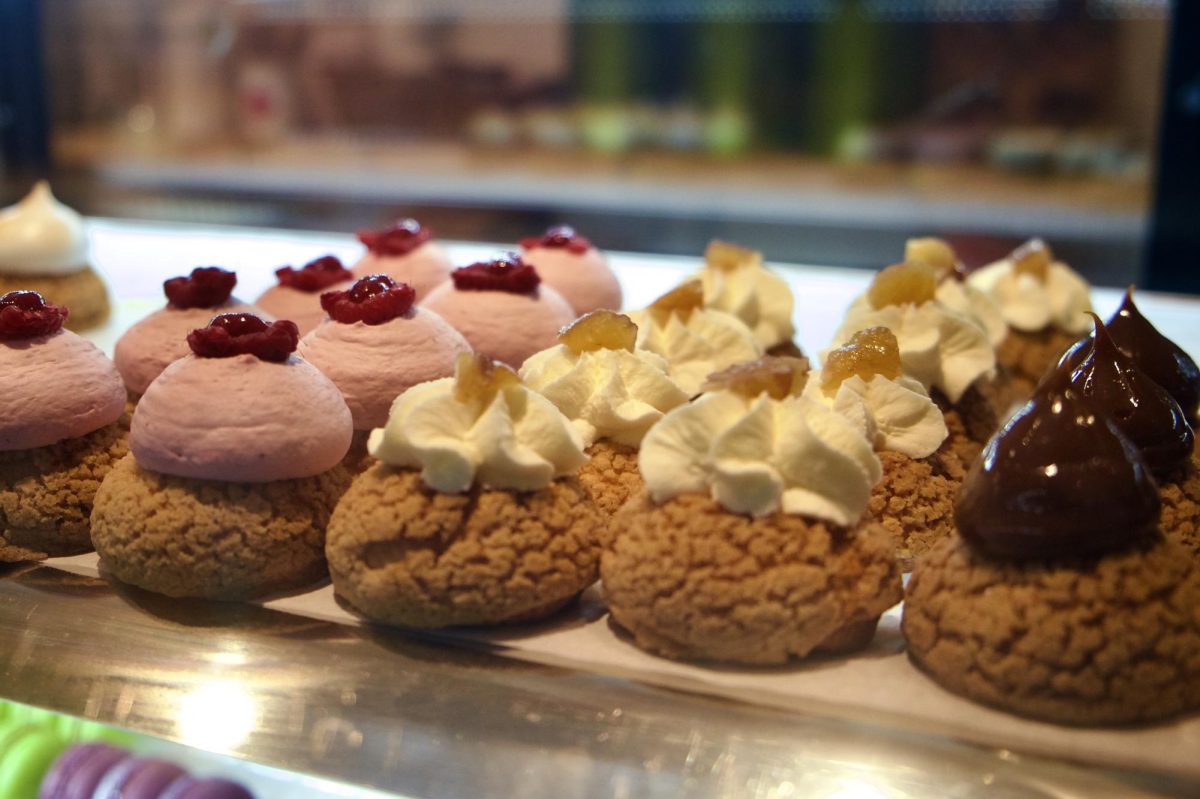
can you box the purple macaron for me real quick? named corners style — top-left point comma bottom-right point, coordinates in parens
top-left (92, 757), bottom-right (187, 799)
top-left (158, 776), bottom-right (255, 799)
top-left (37, 743), bottom-right (130, 799)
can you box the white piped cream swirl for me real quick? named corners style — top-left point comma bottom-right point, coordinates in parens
top-left (0, 182), bottom-right (88, 274)
top-left (935, 279), bottom-right (1007, 347)
top-left (804, 374), bottom-right (947, 459)
top-left (368, 377), bottom-right (588, 493)
top-left (639, 390), bottom-right (880, 525)
top-left (630, 308), bottom-right (762, 396)
top-left (830, 297), bottom-right (995, 404)
top-left (695, 258), bottom-right (795, 350)
top-left (967, 258), bottom-right (1091, 335)
top-left (520, 344), bottom-right (688, 448)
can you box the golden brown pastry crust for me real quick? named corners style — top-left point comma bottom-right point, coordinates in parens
top-left (578, 440), bottom-right (643, 547)
top-left (602, 492), bottom-right (902, 665)
top-left (1160, 453), bottom-right (1200, 556)
top-left (935, 385), bottom-right (1002, 472)
top-left (0, 421), bottom-right (128, 561)
top-left (867, 450), bottom-right (957, 571)
top-left (0, 267), bottom-right (112, 331)
top-left (996, 327), bottom-right (1080, 398)
top-left (90, 454), bottom-right (350, 599)
top-left (326, 466), bottom-right (601, 628)
top-left (903, 535), bottom-right (1200, 725)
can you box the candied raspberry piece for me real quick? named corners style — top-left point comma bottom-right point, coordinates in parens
top-left (450, 254), bottom-right (541, 294)
top-left (163, 266), bottom-right (237, 309)
top-left (558, 310), bottom-right (637, 353)
top-left (453, 352), bottom-right (521, 406)
top-left (702, 356), bottom-right (810, 400)
top-left (520, 225), bottom-right (592, 255)
top-left (275, 255), bottom-right (353, 292)
top-left (321, 274), bottom-right (416, 325)
top-left (357, 218), bottom-right (432, 256)
top-left (0, 291), bottom-right (69, 340)
top-left (187, 313), bottom-right (299, 362)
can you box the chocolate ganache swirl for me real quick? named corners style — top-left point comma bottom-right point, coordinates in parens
top-left (956, 364), bottom-right (1160, 561)
top-left (1108, 288), bottom-right (1200, 426)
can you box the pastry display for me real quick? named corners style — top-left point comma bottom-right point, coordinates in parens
top-left (0, 291), bottom-right (127, 561)
top-left (805, 327), bottom-right (953, 569)
top-left (422, 254), bottom-right (575, 368)
top-left (520, 310), bottom-right (688, 529)
top-left (90, 313), bottom-right (353, 599)
top-left (113, 267), bottom-right (264, 400)
top-left (351, 218), bottom-right (454, 299)
top-left (255, 255), bottom-right (354, 335)
top-left (967, 238), bottom-right (1092, 397)
top-left (694, 240), bottom-right (800, 355)
top-left (0, 182), bottom-right (110, 331)
top-left (40, 742), bottom-right (254, 799)
top-left (299, 274), bottom-right (471, 465)
top-left (829, 260), bottom-right (997, 470)
top-left (602, 356), bottom-right (902, 664)
top-left (326, 352), bottom-right (600, 628)
top-left (903, 364), bottom-right (1200, 725)
top-left (629, 280), bottom-right (763, 396)
top-left (519, 225), bottom-right (622, 314)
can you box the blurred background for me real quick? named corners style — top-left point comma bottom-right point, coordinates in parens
top-left (2, 0), bottom-right (1197, 288)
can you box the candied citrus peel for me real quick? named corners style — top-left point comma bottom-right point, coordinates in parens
top-left (821, 327), bottom-right (902, 395)
top-left (648, 280), bottom-right (705, 325)
top-left (867, 261), bottom-right (937, 309)
top-left (702, 356), bottom-right (810, 400)
top-left (704, 240), bottom-right (762, 272)
top-left (904, 237), bottom-right (958, 279)
top-left (559, 310), bottom-right (637, 353)
top-left (453, 352), bottom-right (522, 407)
top-left (1011, 238), bottom-right (1053, 282)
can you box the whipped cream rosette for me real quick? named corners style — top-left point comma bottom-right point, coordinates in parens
top-left (694, 240), bottom-right (797, 352)
top-left (601, 356), bottom-right (902, 665)
top-left (905, 237), bottom-right (1007, 347)
top-left (327, 353), bottom-right (601, 628)
top-left (630, 280), bottom-right (762, 396)
top-left (0, 182), bottom-right (111, 329)
top-left (521, 310), bottom-right (689, 527)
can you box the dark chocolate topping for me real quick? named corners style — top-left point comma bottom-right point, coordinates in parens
top-left (1107, 288), bottom-right (1200, 426)
top-left (956, 366), bottom-right (1160, 561)
top-left (1064, 314), bottom-right (1193, 479)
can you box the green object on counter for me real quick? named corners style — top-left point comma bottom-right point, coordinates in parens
top-left (0, 727), bottom-right (64, 799)
top-left (696, 19), bottom-right (754, 156)
top-left (578, 19), bottom-right (636, 152)
top-left (808, 0), bottom-right (878, 157)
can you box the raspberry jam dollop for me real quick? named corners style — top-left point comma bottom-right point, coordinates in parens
top-left (520, 225), bottom-right (592, 255)
top-left (164, 266), bottom-right (237, 309)
top-left (451, 254), bottom-right (541, 294)
top-left (0, 291), bottom-right (68, 340)
top-left (187, 313), bottom-right (299, 362)
top-left (357, 218), bottom-right (432, 257)
top-left (274, 255), bottom-right (353, 293)
top-left (321, 274), bottom-right (416, 325)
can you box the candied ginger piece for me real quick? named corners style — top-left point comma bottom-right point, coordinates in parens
top-left (702, 356), bottom-right (810, 400)
top-left (867, 261), bottom-right (937, 309)
top-left (704, 240), bottom-right (762, 272)
top-left (559, 310), bottom-right (637, 353)
top-left (1011, 238), bottom-right (1053, 281)
top-left (904, 237), bottom-right (958, 279)
top-left (821, 327), bottom-right (902, 395)
top-left (453, 352), bottom-right (521, 406)
top-left (648, 280), bottom-right (705, 324)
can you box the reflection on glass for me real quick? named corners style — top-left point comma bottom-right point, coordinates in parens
top-left (177, 681), bottom-right (257, 751)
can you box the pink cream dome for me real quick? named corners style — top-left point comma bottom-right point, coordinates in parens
top-left (299, 308), bottom-right (471, 430)
top-left (352, 241), bottom-right (455, 300)
top-left (114, 298), bottom-right (265, 395)
top-left (256, 281), bottom-right (352, 336)
top-left (521, 245), bottom-right (622, 314)
top-left (0, 330), bottom-right (125, 450)
top-left (130, 353), bottom-right (352, 482)
top-left (422, 283), bottom-right (575, 368)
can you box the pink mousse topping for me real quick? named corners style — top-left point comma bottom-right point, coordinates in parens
top-left (274, 255), bottom-right (353, 292)
top-left (423, 279), bottom-right (574, 368)
top-left (0, 328), bottom-right (125, 450)
top-left (300, 306), bottom-right (471, 429)
top-left (356, 218), bottom-right (431, 257)
top-left (113, 300), bottom-right (263, 395)
top-left (0, 291), bottom-right (68, 340)
top-left (187, 313), bottom-right (299, 362)
top-left (519, 233), bottom-right (621, 314)
top-left (320, 274), bottom-right (415, 325)
top-left (520, 225), bottom-right (592, 254)
top-left (450, 254), bottom-right (540, 294)
top-left (131, 354), bottom-right (352, 482)
top-left (163, 267), bottom-right (237, 309)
